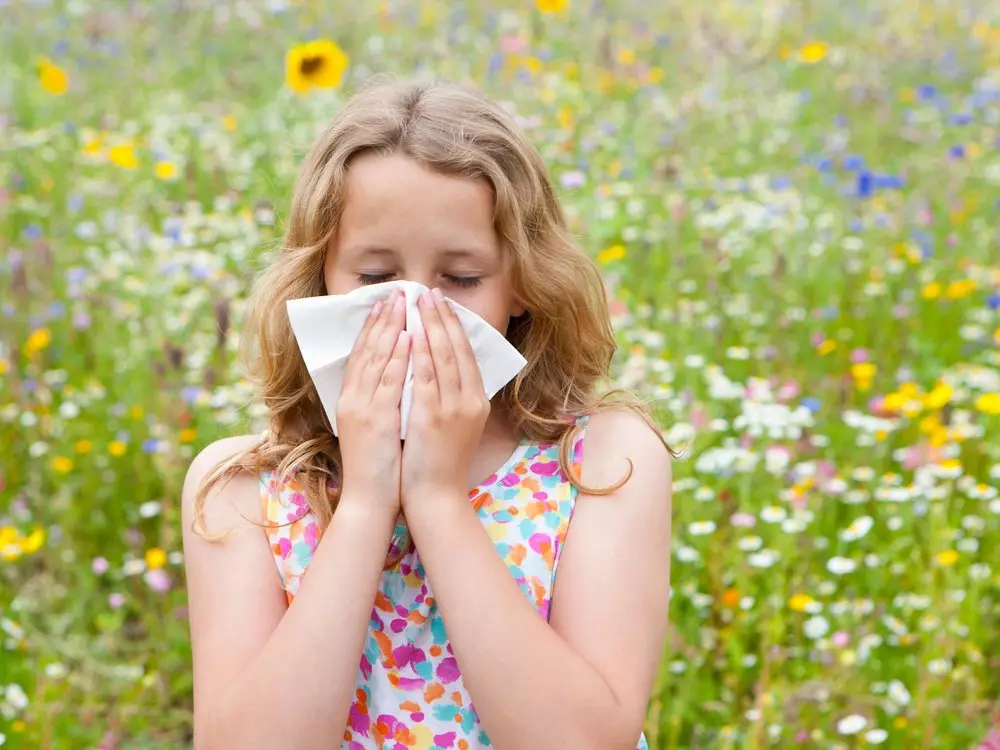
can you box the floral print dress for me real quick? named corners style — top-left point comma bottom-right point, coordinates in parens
top-left (260, 415), bottom-right (649, 749)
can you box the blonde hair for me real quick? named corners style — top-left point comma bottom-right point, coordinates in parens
top-left (193, 75), bottom-right (673, 547)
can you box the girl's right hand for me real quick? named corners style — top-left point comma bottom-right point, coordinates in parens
top-left (335, 290), bottom-right (410, 515)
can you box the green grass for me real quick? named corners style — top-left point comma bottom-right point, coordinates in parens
top-left (1, 0), bottom-right (999, 747)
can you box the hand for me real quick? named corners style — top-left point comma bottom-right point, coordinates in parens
top-left (401, 287), bottom-right (491, 512)
top-left (335, 290), bottom-right (409, 515)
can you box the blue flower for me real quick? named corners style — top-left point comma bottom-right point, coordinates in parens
top-left (949, 145), bottom-right (965, 158)
top-left (951, 113), bottom-right (973, 126)
top-left (801, 397), bottom-right (821, 414)
top-left (987, 294), bottom-right (1000, 311)
top-left (857, 170), bottom-right (874, 198)
top-left (917, 84), bottom-right (938, 100)
top-left (843, 155), bottom-right (865, 171)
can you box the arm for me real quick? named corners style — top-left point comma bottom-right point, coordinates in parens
top-left (404, 411), bottom-right (673, 749)
top-left (181, 436), bottom-right (397, 750)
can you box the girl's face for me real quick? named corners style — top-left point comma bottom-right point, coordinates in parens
top-left (325, 152), bottom-right (525, 335)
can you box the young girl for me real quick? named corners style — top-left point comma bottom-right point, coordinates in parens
top-left (181, 76), bottom-right (673, 750)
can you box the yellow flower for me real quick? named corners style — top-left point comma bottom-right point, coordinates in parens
top-left (24, 328), bottom-right (52, 357)
top-left (558, 105), bottom-right (573, 130)
top-left (975, 393), bottom-right (1000, 415)
top-left (788, 593), bottom-right (815, 612)
top-left (51, 456), bottom-right (73, 474)
top-left (894, 717), bottom-right (908, 729)
top-left (0, 358), bottom-right (9, 376)
top-left (38, 56), bottom-right (69, 94)
top-left (108, 440), bottom-right (127, 457)
top-left (154, 161), bottom-right (177, 180)
top-left (285, 39), bottom-right (349, 95)
top-left (617, 48), bottom-right (636, 65)
top-left (75, 439), bottom-right (93, 454)
top-left (221, 114), bottom-right (238, 131)
top-left (145, 547), bottom-right (168, 569)
top-left (11, 720), bottom-right (26, 733)
top-left (851, 363), bottom-right (876, 381)
top-left (923, 383), bottom-right (953, 410)
top-left (799, 41), bottom-right (829, 64)
top-left (108, 143), bottom-right (138, 170)
top-left (82, 137), bottom-right (103, 157)
top-left (817, 340), bottom-right (837, 356)
top-left (922, 282), bottom-right (941, 299)
top-left (935, 549), bottom-right (959, 567)
top-left (597, 244), bottom-right (626, 264)
top-left (646, 66), bottom-right (665, 85)
top-left (21, 528), bottom-right (45, 554)
top-left (883, 391), bottom-right (907, 412)
top-left (535, 0), bottom-right (568, 12)
top-left (994, 327), bottom-right (1000, 346)
top-left (179, 428), bottom-right (197, 444)
top-left (946, 279), bottom-right (976, 299)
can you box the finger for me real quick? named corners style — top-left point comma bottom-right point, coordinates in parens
top-left (372, 330), bottom-right (410, 405)
top-left (432, 288), bottom-right (483, 394)
top-left (342, 295), bottom-right (389, 390)
top-left (411, 319), bottom-right (439, 404)
top-left (419, 289), bottom-right (460, 395)
top-left (358, 292), bottom-right (406, 399)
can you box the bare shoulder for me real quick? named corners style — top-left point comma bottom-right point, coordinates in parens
top-left (579, 409), bottom-right (673, 504)
top-left (181, 433), bottom-right (267, 537)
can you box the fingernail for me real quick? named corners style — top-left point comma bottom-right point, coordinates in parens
top-left (432, 287), bottom-right (444, 302)
top-left (371, 300), bottom-right (383, 317)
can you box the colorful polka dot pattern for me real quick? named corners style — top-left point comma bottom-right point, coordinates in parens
top-left (260, 416), bottom-right (648, 749)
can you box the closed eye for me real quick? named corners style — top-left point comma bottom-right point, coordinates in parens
top-left (355, 273), bottom-right (482, 289)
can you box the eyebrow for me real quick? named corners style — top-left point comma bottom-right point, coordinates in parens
top-left (349, 246), bottom-right (492, 260)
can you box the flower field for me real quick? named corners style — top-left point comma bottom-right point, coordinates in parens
top-left (1, 0), bottom-right (999, 747)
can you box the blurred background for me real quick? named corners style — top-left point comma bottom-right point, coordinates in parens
top-left (1, 0), bottom-right (999, 747)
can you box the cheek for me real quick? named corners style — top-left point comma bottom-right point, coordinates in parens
top-left (452, 293), bottom-right (510, 335)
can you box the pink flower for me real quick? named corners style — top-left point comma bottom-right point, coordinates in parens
top-left (108, 593), bottom-right (125, 609)
top-left (976, 728), bottom-right (1000, 750)
top-left (731, 512), bottom-right (756, 528)
top-left (143, 568), bottom-right (172, 592)
top-left (92, 556), bottom-right (110, 575)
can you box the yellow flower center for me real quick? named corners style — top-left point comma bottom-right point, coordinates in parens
top-left (300, 56), bottom-right (325, 77)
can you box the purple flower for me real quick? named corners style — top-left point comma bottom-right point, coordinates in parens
top-left (143, 568), bottom-right (172, 592)
top-left (108, 593), bottom-right (126, 609)
top-left (92, 556), bottom-right (110, 575)
top-left (560, 170), bottom-right (586, 190)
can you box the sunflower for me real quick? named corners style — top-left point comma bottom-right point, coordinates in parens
top-left (286, 39), bottom-right (349, 95)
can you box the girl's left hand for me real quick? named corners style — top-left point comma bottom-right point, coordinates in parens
top-left (401, 287), bottom-right (491, 512)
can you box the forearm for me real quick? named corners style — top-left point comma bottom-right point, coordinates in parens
top-left (199, 499), bottom-right (396, 750)
top-left (404, 497), bottom-right (636, 750)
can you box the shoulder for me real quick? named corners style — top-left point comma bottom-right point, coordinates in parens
top-left (577, 409), bottom-right (672, 503)
top-left (181, 434), bottom-right (267, 536)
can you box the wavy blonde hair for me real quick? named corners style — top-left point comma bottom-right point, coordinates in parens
top-left (193, 75), bottom-right (673, 548)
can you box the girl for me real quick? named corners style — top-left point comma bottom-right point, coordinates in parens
top-left (181, 76), bottom-right (673, 750)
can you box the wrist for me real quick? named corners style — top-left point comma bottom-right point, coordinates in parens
top-left (401, 485), bottom-right (470, 517)
top-left (335, 492), bottom-right (401, 528)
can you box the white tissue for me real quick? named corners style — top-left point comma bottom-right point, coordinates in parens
top-left (287, 280), bottom-right (528, 439)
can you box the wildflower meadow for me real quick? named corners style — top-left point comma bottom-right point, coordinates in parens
top-left (2, 0), bottom-right (999, 747)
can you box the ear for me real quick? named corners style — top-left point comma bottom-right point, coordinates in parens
top-left (509, 299), bottom-right (526, 318)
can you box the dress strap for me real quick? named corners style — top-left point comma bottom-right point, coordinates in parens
top-left (568, 414), bottom-right (591, 482)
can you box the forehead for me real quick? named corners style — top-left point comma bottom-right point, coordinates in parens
top-left (336, 152), bottom-right (500, 260)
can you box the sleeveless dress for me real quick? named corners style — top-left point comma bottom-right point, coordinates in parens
top-left (260, 416), bottom-right (649, 749)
